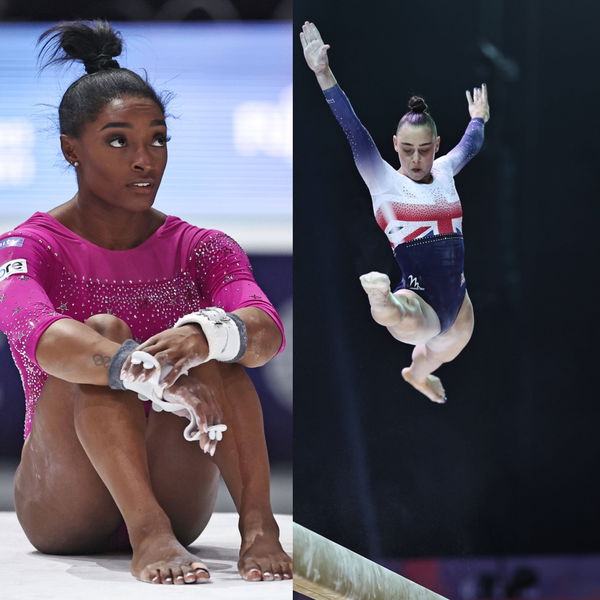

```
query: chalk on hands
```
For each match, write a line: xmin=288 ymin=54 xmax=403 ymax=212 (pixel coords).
xmin=207 ymin=424 xmax=227 ymax=441
xmin=130 ymin=351 xmax=158 ymax=370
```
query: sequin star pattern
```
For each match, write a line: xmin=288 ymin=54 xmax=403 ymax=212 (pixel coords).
xmin=0 ymin=213 xmax=284 ymax=439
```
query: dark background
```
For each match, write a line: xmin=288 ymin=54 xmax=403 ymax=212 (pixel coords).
xmin=294 ymin=0 xmax=600 ymax=562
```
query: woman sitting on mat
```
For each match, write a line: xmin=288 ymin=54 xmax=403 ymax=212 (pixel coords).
xmin=0 ymin=20 xmax=291 ymax=585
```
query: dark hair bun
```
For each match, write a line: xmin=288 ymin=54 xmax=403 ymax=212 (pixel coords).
xmin=407 ymin=96 xmax=428 ymax=114
xmin=38 ymin=20 xmax=123 ymax=75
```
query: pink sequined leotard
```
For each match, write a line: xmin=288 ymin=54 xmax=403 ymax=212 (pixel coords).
xmin=0 ymin=212 xmax=284 ymax=438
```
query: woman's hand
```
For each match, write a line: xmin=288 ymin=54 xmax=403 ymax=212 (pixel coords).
xmin=122 ymin=325 xmax=208 ymax=387
xmin=300 ymin=21 xmax=331 ymax=75
xmin=163 ymin=374 xmax=224 ymax=456
xmin=466 ymin=83 xmax=490 ymax=122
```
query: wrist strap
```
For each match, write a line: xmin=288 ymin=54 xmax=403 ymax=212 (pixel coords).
xmin=174 ymin=307 xmax=247 ymax=363
xmin=108 ymin=339 xmax=139 ymax=390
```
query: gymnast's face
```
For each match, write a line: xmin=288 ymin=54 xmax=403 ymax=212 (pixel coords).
xmin=393 ymin=124 xmax=440 ymax=183
xmin=61 ymin=96 xmax=168 ymax=212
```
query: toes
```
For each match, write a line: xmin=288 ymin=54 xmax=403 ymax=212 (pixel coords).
xmin=144 ymin=568 xmax=160 ymax=584
xmin=172 ymin=566 xmax=185 ymax=585
xmin=159 ymin=567 xmax=174 ymax=585
xmin=181 ymin=565 xmax=197 ymax=584
xmin=243 ymin=567 xmax=262 ymax=582
xmin=191 ymin=561 xmax=210 ymax=582
xmin=262 ymin=570 xmax=275 ymax=581
xmin=280 ymin=560 xmax=293 ymax=580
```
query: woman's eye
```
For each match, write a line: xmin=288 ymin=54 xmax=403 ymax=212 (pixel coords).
xmin=108 ymin=136 xmax=126 ymax=148
xmin=152 ymin=135 xmax=171 ymax=147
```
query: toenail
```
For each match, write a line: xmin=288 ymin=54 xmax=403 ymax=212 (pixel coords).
xmin=165 ymin=577 xmax=172 ymax=582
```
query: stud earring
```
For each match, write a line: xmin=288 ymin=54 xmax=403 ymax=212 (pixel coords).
xmin=73 ymin=161 xmax=79 ymax=167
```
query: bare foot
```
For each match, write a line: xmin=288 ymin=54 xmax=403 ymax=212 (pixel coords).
xmin=131 ymin=531 xmax=210 ymax=584
xmin=402 ymin=367 xmax=447 ymax=404
xmin=359 ymin=271 xmax=391 ymax=300
xmin=359 ymin=272 xmax=403 ymax=326
xmin=238 ymin=526 xmax=292 ymax=582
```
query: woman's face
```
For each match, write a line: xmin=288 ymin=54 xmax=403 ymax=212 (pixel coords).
xmin=393 ymin=124 xmax=440 ymax=183
xmin=61 ymin=96 xmax=168 ymax=211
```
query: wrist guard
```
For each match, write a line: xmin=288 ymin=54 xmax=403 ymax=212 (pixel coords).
xmin=174 ymin=307 xmax=247 ymax=363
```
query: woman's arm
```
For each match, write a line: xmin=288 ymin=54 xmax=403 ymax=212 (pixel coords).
xmin=0 ymin=234 xmax=119 ymax=385
xmin=300 ymin=21 xmax=389 ymax=192
xmin=440 ymin=84 xmax=490 ymax=175
xmin=123 ymin=231 xmax=285 ymax=387
xmin=36 ymin=319 xmax=120 ymax=385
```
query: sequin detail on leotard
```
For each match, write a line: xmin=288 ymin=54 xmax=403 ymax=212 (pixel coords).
xmin=322 ymin=84 xmax=484 ymax=331
xmin=0 ymin=214 xmax=284 ymax=438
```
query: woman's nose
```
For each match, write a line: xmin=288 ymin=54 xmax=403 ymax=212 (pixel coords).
xmin=131 ymin=146 xmax=152 ymax=171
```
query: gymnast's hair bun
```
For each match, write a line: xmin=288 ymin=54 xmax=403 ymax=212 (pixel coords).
xmin=407 ymin=96 xmax=428 ymax=114
xmin=38 ymin=20 xmax=123 ymax=75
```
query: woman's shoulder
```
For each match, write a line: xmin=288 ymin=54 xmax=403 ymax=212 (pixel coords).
xmin=0 ymin=212 xmax=64 ymax=252
xmin=163 ymin=216 xmax=244 ymax=251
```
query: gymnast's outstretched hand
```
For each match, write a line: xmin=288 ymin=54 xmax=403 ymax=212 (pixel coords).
xmin=466 ymin=83 xmax=490 ymax=122
xmin=300 ymin=21 xmax=330 ymax=75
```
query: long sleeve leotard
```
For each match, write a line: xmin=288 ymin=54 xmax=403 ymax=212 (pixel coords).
xmin=322 ymin=84 xmax=485 ymax=333
xmin=0 ymin=213 xmax=285 ymax=437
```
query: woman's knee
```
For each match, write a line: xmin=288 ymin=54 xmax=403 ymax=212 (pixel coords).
xmin=84 ymin=314 xmax=132 ymax=343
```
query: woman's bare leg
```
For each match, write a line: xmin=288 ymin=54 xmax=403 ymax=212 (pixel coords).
xmin=401 ymin=293 xmax=475 ymax=403
xmin=359 ymin=272 xmax=441 ymax=343
xmin=14 ymin=314 xmax=213 ymax=585
xmin=148 ymin=361 xmax=292 ymax=581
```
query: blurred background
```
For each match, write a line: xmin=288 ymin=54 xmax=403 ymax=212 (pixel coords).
xmin=294 ymin=0 xmax=600 ymax=598
xmin=0 ymin=3 xmax=291 ymax=515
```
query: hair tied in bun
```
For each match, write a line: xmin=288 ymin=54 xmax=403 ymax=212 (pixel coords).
xmin=84 ymin=53 xmax=120 ymax=74
xmin=408 ymin=96 xmax=428 ymax=114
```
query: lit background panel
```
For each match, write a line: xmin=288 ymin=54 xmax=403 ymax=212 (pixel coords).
xmin=0 ymin=22 xmax=292 ymax=253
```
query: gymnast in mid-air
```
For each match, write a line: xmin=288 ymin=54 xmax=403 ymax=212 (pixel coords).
xmin=300 ymin=21 xmax=490 ymax=404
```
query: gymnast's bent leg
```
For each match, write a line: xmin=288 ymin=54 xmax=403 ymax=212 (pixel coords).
xmin=146 ymin=360 xmax=292 ymax=582
xmin=13 ymin=314 xmax=211 ymax=585
xmin=401 ymin=293 xmax=475 ymax=403
xmin=360 ymin=271 xmax=441 ymax=344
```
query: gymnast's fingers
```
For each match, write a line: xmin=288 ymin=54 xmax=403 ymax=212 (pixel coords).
xmin=161 ymin=359 xmax=187 ymax=387
xmin=299 ymin=30 xmax=308 ymax=50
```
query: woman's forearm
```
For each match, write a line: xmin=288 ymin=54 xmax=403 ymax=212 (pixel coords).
xmin=233 ymin=307 xmax=282 ymax=368
xmin=36 ymin=319 xmax=120 ymax=385
xmin=315 ymin=66 xmax=337 ymax=91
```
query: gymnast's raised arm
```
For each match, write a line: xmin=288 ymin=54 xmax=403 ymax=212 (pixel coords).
xmin=300 ymin=21 xmax=388 ymax=192
xmin=438 ymin=84 xmax=490 ymax=176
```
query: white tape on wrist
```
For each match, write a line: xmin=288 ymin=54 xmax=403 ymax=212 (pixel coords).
xmin=121 ymin=350 xmax=227 ymax=443
xmin=174 ymin=307 xmax=247 ymax=363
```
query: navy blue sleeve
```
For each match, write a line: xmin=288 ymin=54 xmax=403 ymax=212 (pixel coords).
xmin=323 ymin=84 xmax=389 ymax=192
xmin=438 ymin=118 xmax=485 ymax=175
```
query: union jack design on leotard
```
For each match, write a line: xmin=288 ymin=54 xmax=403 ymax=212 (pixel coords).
xmin=322 ymin=84 xmax=484 ymax=249
xmin=374 ymin=185 xmax=463 ymax=245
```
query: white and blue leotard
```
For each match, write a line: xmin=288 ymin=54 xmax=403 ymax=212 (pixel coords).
xmin=323 ymin=84 xmax=484 ymax=333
